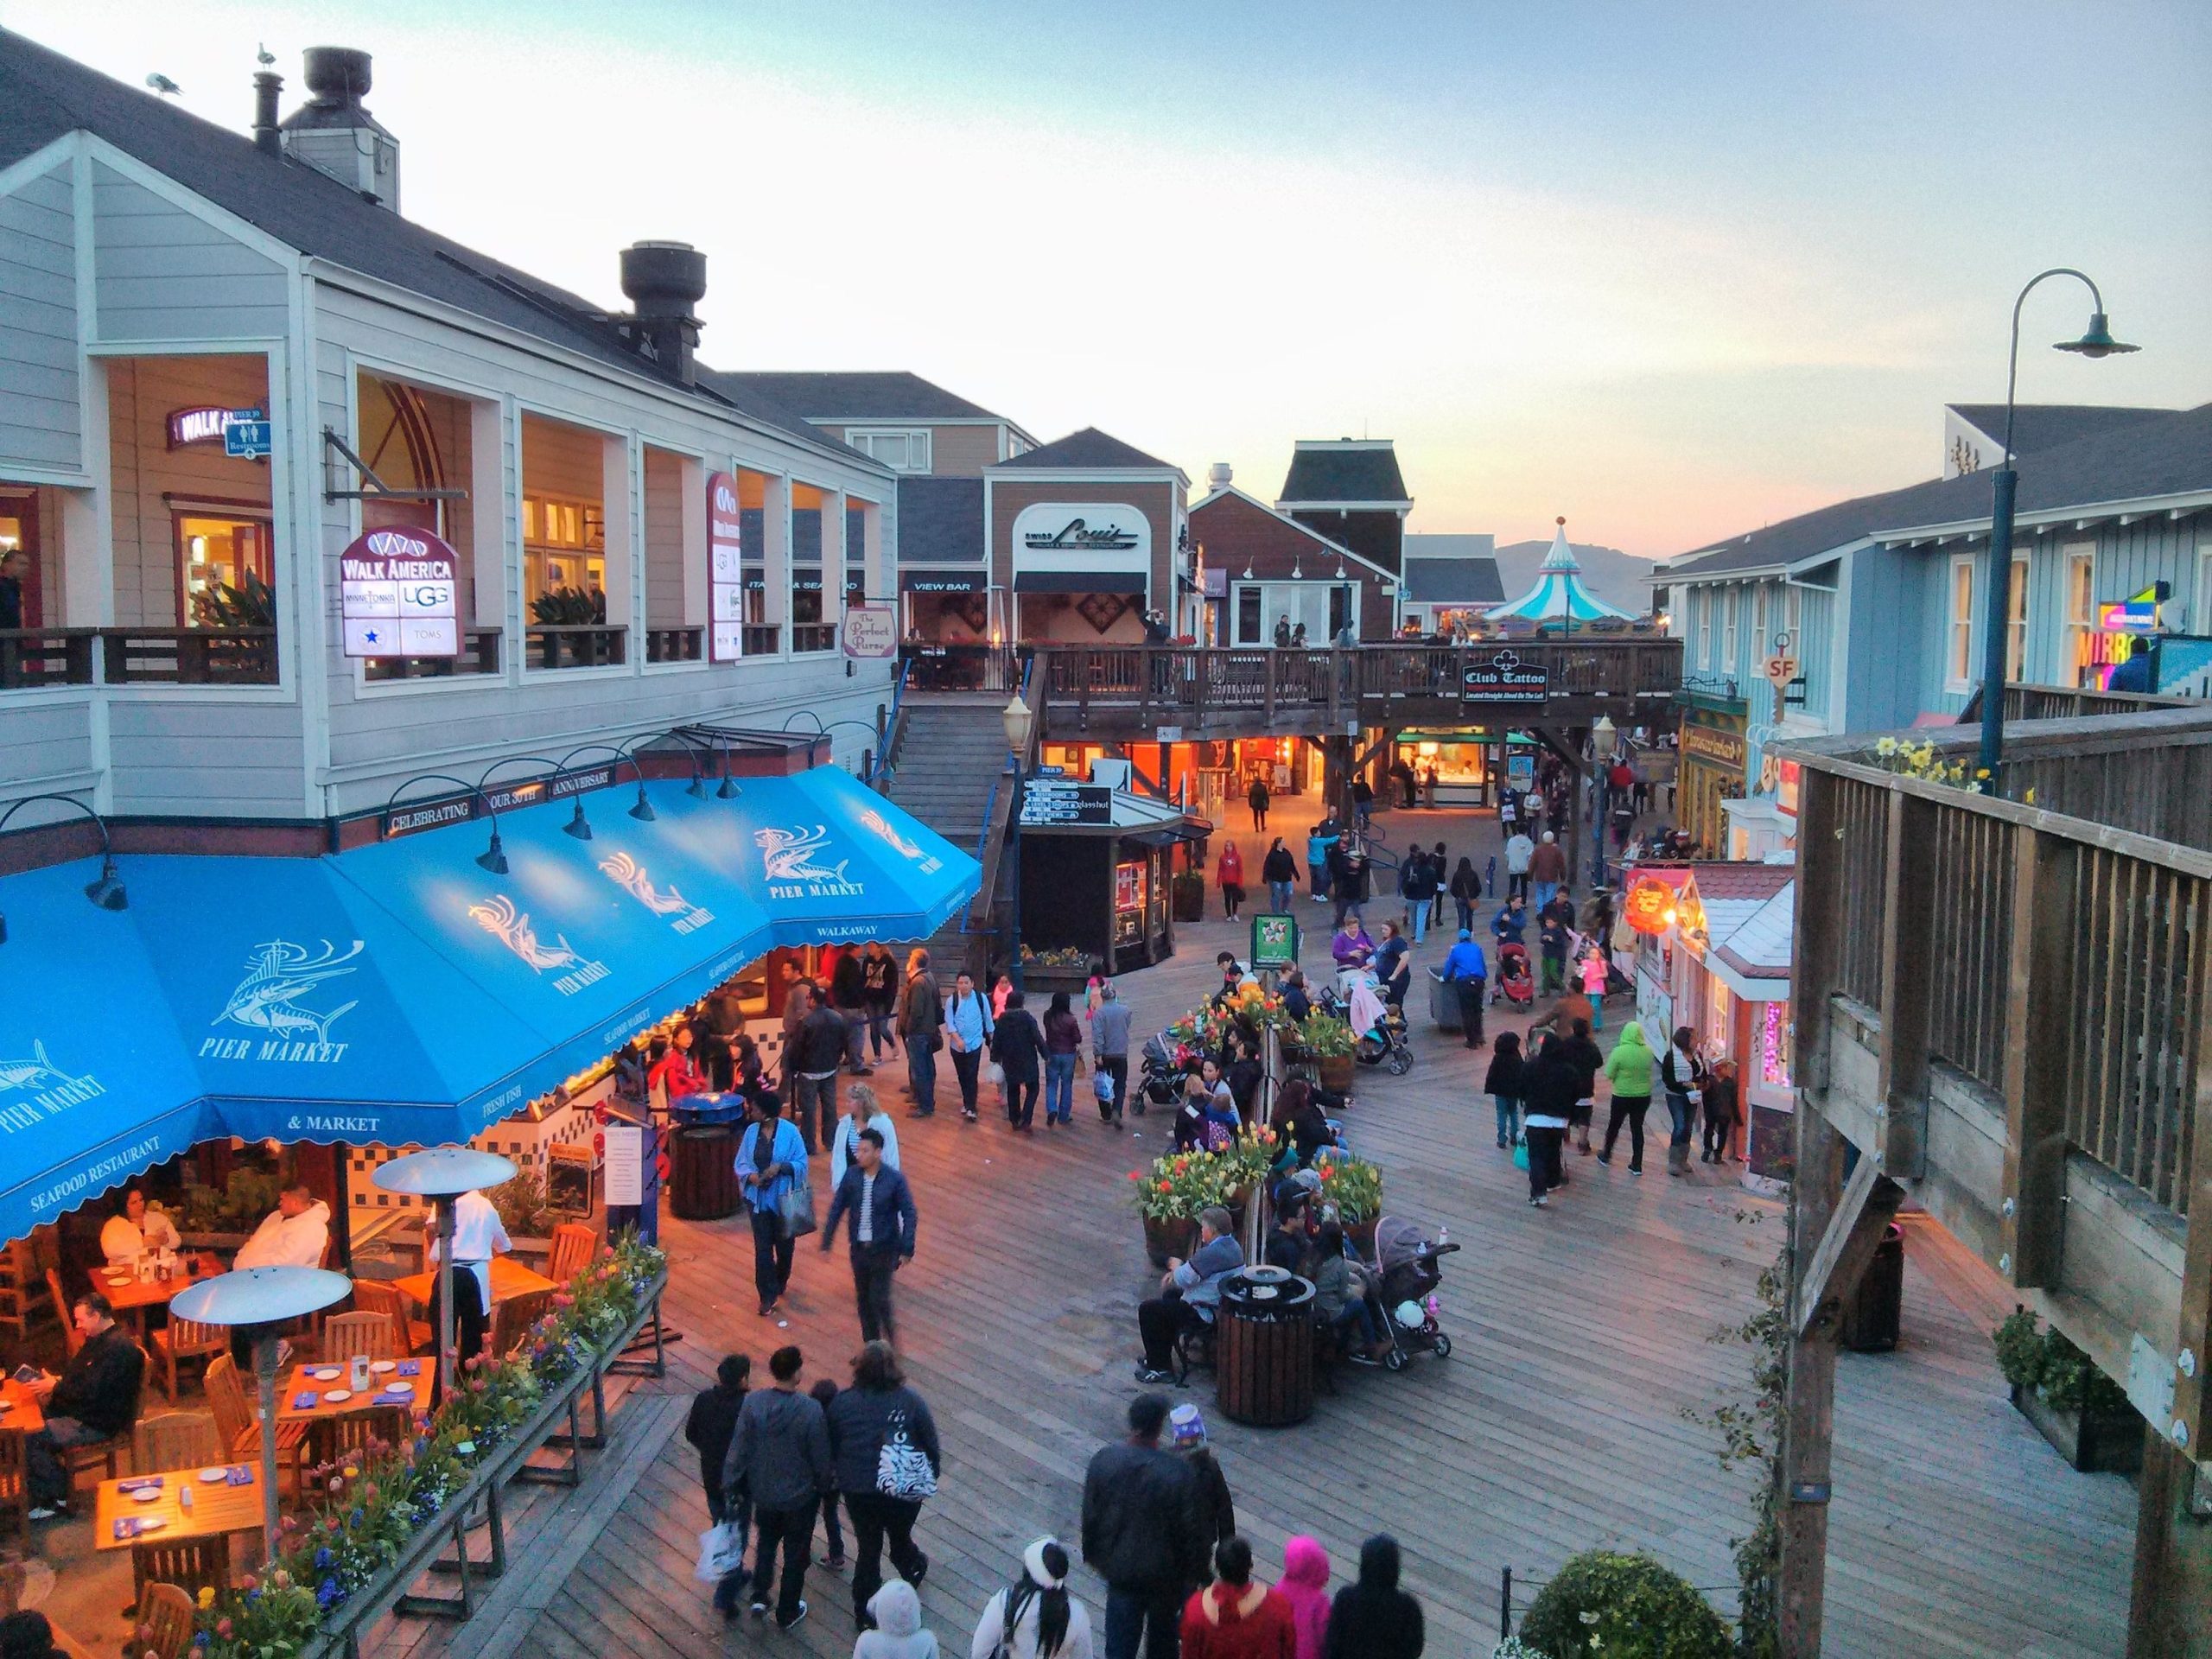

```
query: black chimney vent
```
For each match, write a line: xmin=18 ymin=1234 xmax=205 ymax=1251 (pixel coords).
xmin=252 ymin=70 xmax=283 ymax=156
xmin=302 ymin=46 xmax=372 ymax=107
xmin=618 ymin=241 xmax=707 ymax=386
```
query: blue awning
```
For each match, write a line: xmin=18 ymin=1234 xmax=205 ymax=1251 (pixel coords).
xmin=0 ymin=772 xmax=976 ymax=1243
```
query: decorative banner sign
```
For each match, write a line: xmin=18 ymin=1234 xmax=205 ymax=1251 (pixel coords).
xmin=340 ymin=526 xmax=459 ymax=658
xmin=706 ymin=471 xmax=746 ymax=661
xmin=1681 ymin=722 xmax=1748 ymax=772
xmin=1022 ymin=779 xmax=1114 ymax=826
xmin=167 ymin=405 xmax=264 ymax=449
xmin=1624 ymin=875 xmax=1678 ymax=936
xmin=1459 ymin=649 xmax=1549 ymax=703
xmin=842 ymin=603 xmax=898 ymax=658
xmin=2097 ymin=582 xmax=2170 ymax=635
xmin=1249 ymin=912 xmax=1300 ymax=968
xmin=1010 ymin=502 xmax=1151 ymax=571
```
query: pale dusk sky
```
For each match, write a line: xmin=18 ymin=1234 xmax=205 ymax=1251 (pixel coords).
xmin=10 ymin=0 xmax=2207 ymax=557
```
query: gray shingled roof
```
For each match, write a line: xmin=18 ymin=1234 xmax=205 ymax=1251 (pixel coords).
xmin=1278 ymin=444 xmax=1410 ymax=505
xmin=993 ymin=427 xmax=1175 ymax=471
xmin=0 ymin=29 xmax=854 ymax=461
xmin=709 ymin=372 xmax=1003 ymax=423
xmin=1948 ymin=403 xmax=2180 ymax=458
xmin=1402 ymin=558 xmax=1504 ymax=603
xmin=1664 ymin=403 xmax=2212 ymax=578
xmin=894 ymin=475 xmax=985 ymax=563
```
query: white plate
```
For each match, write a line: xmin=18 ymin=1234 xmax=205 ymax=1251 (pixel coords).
xmin=378 ymin=1383 xmax=413 ymax=1398
xmin=130 ymin=1487 xmax=162 ymax=1503
xmin=307 ymin=1367 xmax=342 ymax=1381
xmin=197 ymin=1467 xmax=228 ymax=1484
xmin=368 ymin=1360 xmax=397 ymax=1374
xmin=322 ymin=1389 xmax=353 ymax=1403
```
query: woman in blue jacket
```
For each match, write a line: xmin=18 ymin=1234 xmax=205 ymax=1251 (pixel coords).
xmin=736 ymin=1093 xmax=810 ymax=1316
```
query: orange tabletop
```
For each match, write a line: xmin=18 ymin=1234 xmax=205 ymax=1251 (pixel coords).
xmin=391 ymin=1255 xmax=558 ymax=1309
xmin=0 ymin=1377 xmax=44 ymax=1434
xmin=48 ymin=1626 xmax=99 ymax=1659
xmin=276 ymin=1363 xmax=425 ymax=1424
xmin=94 ymin=1464 xmax=264 ymax=1549
xmin=93 ymin=1254 xmax=226 ymax=1314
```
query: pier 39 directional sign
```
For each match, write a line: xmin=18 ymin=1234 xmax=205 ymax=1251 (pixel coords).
xmin=340 ymin=527 xmax=461 ymax=658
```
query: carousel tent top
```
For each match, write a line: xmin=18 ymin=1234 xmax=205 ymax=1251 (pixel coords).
xmin=1485 ymin=518 xmax=1637 ymax=627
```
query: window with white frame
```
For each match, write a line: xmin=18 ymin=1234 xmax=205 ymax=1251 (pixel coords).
xmin=1785 ymin=581 xmax=1802 ymax=640
xmin=1694 ymin=589 xmax=1711 ymax=670
xmin=2005 ymin=555 xmax=2029 ymax=683
xmin=1948 ymin=556 xmax=1977 ymax=689
xmin=1722 ymin=588 xmax=1738 ymax=672
xmin=2198 ymin=543 xmax=2212 ymax=635
xmin=2065 ymin=546 xmax=2095 ymax=686
xmin=1751 ymin=583 xmax=1769 ymax=655
xmin=847 ymin=429 xmax=932 ymax=473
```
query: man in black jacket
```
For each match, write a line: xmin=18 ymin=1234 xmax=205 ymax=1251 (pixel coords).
xmin=1082 ymin=1394 xmax=1209 ymax=1659
xmin=830 ymin=949 xmax=872 ymax=1075
xmin=790 ymin=988 xmax=849 ymax=1154
xmin=722 ymin=1345 xmax=832 ymax=1630
xmin=29 ymin=1292 xmax=143 ymax=1516
xmin=818 ymin=1129 xmax=918 ymax=1344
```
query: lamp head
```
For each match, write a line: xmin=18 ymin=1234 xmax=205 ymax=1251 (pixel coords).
xmin=475 ymin=826 xmax=508 ymax=875
xmin=628 ymin=784 xmax=657 ymax=823
xmin=2055 ymin=312 xmax=2139 ymax=359
xmin=1001 ymin=692 xmax=1035 ymax=755
xmin=716 ymin=772 xmax=740 ymax=800
xmin=85 ymin=855 xmax=128 ymax=912
xmin=685 ymin=772 xmax=709 ymax=800
xmin=563 ymin=799 xmax=593 ymax=841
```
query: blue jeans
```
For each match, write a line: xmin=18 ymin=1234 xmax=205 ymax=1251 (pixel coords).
xmin=905 ymin=1037 xmax=938 ymax=1113
xmin=1044 ymin=1052 xmax=1077 ymax=1123
xmin=1492 ymin=1094 xmax=1520 ymax=1146
xmin=1408 ymin=902 xmax=1428 ymax=944
xmin=1104 ymin=1584 xmax=1184 ymax=1659
xmin=1455 ymin=899 xmax=1475 ymax=932
xmin=1268 ymin=879 xmax=1294 ymax=913
xmin=1534 ymin=879 xmax=1559 ymax=915
xmin=866 ymin=1010 xmax=896 ymax=1060
xmin=1334 ymin=1299 xmax=1384 ymax=1349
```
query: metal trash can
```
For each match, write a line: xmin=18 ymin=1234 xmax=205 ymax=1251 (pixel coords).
xmin=1840 ymin=1222 xmax=1904 ymax=1351
xmin=1214 ymin=1266 xmax=1316 ymax=1427
xmin=668 ymin=1096 xmax=747 ymax=1221
xmin=1427 ymin=969 xmax=1465 ymax=1033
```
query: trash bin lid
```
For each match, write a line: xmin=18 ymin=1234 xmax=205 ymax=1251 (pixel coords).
xmin=1219 ymin=1265 xmax=1314 ymax=1314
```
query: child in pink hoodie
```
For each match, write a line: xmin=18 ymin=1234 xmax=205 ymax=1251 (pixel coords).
xmin=1278 ymin=1536 xmax=1331 ymax=1659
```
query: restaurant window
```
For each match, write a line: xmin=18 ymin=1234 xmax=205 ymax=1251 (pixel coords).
xmin=522 ymin=494 xmax=607 ymax=613
xmin=2066 ymin=548 xmax=2096 ymax=684
xmin=1784 ymin=581 xmax=1802 ymax=640
xmin=0 ymin=492 xmax=40 ymax=629
xmin=1693 ymin=590 xmax=1711 ymax=671
xmin=1946 ymin=556 xmax=1976 ymax=689
xmin=848 ymin=429 xmax=931 ymax=473
xmin=1236 ymin=586 xmax=1262 ymax=644
xmin=174 ymin=511 xmax=274 ymax=628
xmin=1751 ymin=583 xmax=1768 ymax=654
xmin=2005 ymin=555 xmax=2029 ymax=683
xmin=1721 ymin=588 xmax=1738 ymax=671
xmin=2198 ymin=545 xmax=2212 ymax=635
xmin=1328 ymin=584 xmax=1352 ymax=640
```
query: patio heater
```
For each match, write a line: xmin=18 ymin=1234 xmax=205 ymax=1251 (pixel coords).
xmin=171 ymin=1265 xmax=353 ymax=1561
xmin=372 ymin=1147 xmax=519 ymax=1402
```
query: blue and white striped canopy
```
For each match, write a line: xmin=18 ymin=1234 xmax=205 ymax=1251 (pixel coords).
xmin=1485 ymin=520 xmax=1636 ymax=626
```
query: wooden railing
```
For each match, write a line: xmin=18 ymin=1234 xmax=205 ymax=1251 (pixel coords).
xmin=524 ymin=624 xmax=626 ymax=671
xmin=899 ymin=642 xmax=1019 ymax=694
xmin=1031 ymin=638 xmax=1682 ymax=734
xmin=0 ymin=628 xmax=97 ymax=688
xmin=1961 ymin=679 xmax=2196 ymax=723
xmin=363 ymin=630 xmax=503 ymax=683
xmin=102 ymin=627 xmax=278 ymax=685
xmin=741 ymin=624 xmax=781 ymax=657
xmin=645 ymin=626 xmax=703 ymax=664
xmin=790 ymin=623 xmax=838 ymax=654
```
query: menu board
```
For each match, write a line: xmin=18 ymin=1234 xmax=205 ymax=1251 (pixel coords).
xmin=707 ymin=470 xmax=746 ymax=661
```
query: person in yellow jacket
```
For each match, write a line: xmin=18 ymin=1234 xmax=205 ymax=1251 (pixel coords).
xmin=1596 ymin=1021 xmax=1656 ymax=1175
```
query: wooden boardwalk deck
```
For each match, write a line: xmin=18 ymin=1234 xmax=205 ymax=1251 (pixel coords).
xmin=327 ymin=805 xmax=2133 ymax=1659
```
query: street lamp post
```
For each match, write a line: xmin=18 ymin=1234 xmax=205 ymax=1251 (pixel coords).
xmin=1589 ymin=714 xmax=1616 ymax=887
xmin=1976 ymin=270 xmax=2139 ymax=781
xmin=1001 ymin=690 xmax=1037 ymax=992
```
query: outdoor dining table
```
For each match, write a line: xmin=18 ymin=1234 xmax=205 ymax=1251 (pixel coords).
xmin=0 ymin=1377 xmax=46 ymax=1433
xmin=276 ymin=1361 xmax=426 ymax=1424
xmin=92 ymin=1254 xmax=227 ymax=1335
xmin=391 ymin=1255 xmax=558 ymax=1310
xmin=93 ymin=1465 xmax=265 ymax=1551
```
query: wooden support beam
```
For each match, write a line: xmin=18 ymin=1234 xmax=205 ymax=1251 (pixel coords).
xmin=2168 ymin=876 xmax=2212 ymax=1465
xmin=2126 ymin=1430 xmax=2212 ymax=1658
xmin=1999 ymin=827 xmax=2078 ymax=1289
xmin=1874 ymin=791 xmax=1936 ymax=1176
xmin=1778 ymin=1088 xmax=1846 ymax=1659
xmin=1795 ymin=1154 xmax=1905 ymax=1340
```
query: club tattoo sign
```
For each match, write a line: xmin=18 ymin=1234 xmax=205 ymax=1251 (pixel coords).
xmin=340 ymin=527 xmax=460 ymax=658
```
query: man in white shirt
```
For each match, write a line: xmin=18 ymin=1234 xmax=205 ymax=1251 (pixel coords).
xmin=234 ymin=1186 xmax=330 ymax=1269
xmin=99 ymin=1187 xmax=182 ymax=1265
xmin=1504 ymin=830 xmax=1535 ymax=902
xmin=425 ymin=1188 xmax=512 ymax=1366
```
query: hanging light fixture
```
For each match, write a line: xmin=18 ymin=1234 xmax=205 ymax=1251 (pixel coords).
xmin=0 ymin=794 xmax=130 ymax=944
xmin=476 ymin=823 xmax=509 ymax=874
xmin=627 ymin=779 xmax=657 ymax=823
xmin=562 ymin=798 xmax=593 ymax=840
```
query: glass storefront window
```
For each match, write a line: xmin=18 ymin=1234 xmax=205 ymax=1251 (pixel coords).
xmin=174 ymin=512 xmax=273 ymax=627
xmin=1760 ymin=1001 xmax=1794 ymax=1090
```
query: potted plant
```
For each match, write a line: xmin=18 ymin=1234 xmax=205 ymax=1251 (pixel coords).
xmin=1313 ymin=1152 xmax=1382 ymax=1252
xmin=1516 ymin=1549 xmax=1733 ymax=1659
xmin=1018 ymin=945 xmax=1097 ymax=998
xmin=1298 ymin=1012 xmax=1357 ymax=1093
xmin=1993 ymin=1306 xmax=2143 ymax=1473
xmin=1128 ymin=1152 xmax=1226 ymax=1268
xmin=1171 ymin=868 xmax=1206 ymax=922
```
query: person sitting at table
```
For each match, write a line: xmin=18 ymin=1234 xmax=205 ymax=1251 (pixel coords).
xmin=235 ymin=1185 xmax=330 ymax=1269
xmin=26 ymin=1291 xmax=144 ymax=1519
xmin=99 ymin=1186 xmax=181 ymax=1265
xmin=0 ymin=1611 xmax=60 ymax=1659
xmin=425 ymin=1187 xmax=512 ymax=1369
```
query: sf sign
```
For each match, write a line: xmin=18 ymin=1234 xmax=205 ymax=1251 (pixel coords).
xmin=340 ymin=526 xmax=461 ymax=658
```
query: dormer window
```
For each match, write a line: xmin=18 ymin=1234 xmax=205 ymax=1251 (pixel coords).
xmin=848 ymin=429 xmax=932 ymax=473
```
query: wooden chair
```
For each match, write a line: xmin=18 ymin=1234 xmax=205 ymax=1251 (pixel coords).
xmin=132 ymin=1413 xmax=223 ymax=1476
xmin=320 ymin=1312 xmax=397 ymax=1364
xmin=0 ymin=1430 xmax=25 ymax=1555
xmin=203 ymin=1355 xmax=305 ymax=1496
xmin=131 ymin=1540 xmax=229 ymax=1619
xmin=149 ymin=1315 xmax=226 ymax=1402
xmin=137 ymin=1583 xmax=196 ymax=1659
xmin=0 ymin=1241 xmax=55 ymax=1343
xmin=490 ymin=1289 xmax=552 ymax=1358
xmin=546 ymin=1222 xmax=597 ymax=1286
xmin=352 ymin=1281 xmax=431 ymax=1356
xmin=44 ymin=1271 xmax=79 ymax=1357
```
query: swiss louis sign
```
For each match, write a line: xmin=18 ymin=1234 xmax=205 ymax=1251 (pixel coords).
xmin=1460 ymin=649 xmax=1549 ymax=704
xmin=340 ymin=527 xmax=460 ymax=658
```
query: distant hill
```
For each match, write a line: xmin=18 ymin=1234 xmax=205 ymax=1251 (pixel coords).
xmin=1491 ymin=539 xmax=1658 ymax=618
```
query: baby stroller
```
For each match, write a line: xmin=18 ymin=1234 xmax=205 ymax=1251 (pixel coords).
xmin=1139 ymin=1031 xmax=1185 ymax=1110
xmin=1347 ymin=977 xmax=1414 ymax=1076
xmin=1495 ymin=943 xmax=1535 ymax=1007
xmin=1370 ymin=1215 xmax=1460 ymax=1370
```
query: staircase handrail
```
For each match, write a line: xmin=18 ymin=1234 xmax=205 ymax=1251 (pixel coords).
xmin=864 ymin=658 xmax=912 ymax=791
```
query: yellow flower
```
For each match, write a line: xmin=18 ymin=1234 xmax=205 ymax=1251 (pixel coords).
xmin=2024 ymin=786 xmax=2036 ymax=804
xmin=1874 ymin=736 xmax=1897 ymax=757
xmin=197 ymin=1588 xmax=215 ymax=1611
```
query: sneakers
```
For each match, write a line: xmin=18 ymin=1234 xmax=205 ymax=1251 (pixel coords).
xmin=1529 ymin=1196 xmax=1548 ymax=1208
xmin=1595 ymin=1154 xmax=1611 ymax=1167
xmin=27 ymin=1505 xmax=61 ymax=1522
xmin=1135 ymin=1365 xmax=1175 ymax=1385
xmin=1347 ymin=1351 xmax=1382 ymax=1367
xmin=962 ymin=1109 xmax=978 ymax=1122
xmin=817 ymin=1553 xmax=845 ymax=1569
xmin=759 ymin=1299 xmax=778 ymax=1317
xmin=1630 ymin=1166 xmax=1643 ymax=1177
xmin=749 ymin=1601 xmax=769 ymax=1619
xmin=778 ymin=1601 xmax=810 ymax=1633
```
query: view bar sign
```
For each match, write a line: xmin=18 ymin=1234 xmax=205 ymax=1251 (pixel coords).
xmin=340 ymin=526 xmax=461 ymax=658
xmin=707 ymin=470 xmax=746 ymax=661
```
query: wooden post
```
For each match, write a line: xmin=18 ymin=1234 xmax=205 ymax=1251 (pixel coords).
xmin=1874 ymin=791 xmax=1936 ymax=1177
xmin=1999 ymin=828 xmax=2077 ymax=1289
xmin=2126 ymin=1430 xmax=2212 ymax=1658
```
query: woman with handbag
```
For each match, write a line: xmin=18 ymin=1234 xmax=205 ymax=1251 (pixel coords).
xmin=736 ymin=1092 xmax=810 ymax=1317
xmin=1660 ymin=1026 xmax=1709 ymax=1178
xmin=826 ymin=1340 xmax=940 ymax=1631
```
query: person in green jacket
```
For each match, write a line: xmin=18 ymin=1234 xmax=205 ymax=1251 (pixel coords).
xmin=1597 ymin=1021 xmax=1656 ymax=1174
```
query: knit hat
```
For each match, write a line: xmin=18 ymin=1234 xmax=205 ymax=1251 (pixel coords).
xmin=1022 ymin=1537 xmax=1067 ymax=1589
xmin=1168 ymin=1402 xmax=1208 ymax=1448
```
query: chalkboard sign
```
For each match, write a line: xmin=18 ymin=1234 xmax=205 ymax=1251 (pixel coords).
xmin=1022 ymin=779 xmax=1113 ymax=826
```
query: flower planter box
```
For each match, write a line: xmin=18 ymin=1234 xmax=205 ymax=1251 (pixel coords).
xmin=1021 ymin=965 xmax=1095 ymax=1001
xmin=1142 ymin=1215 xmax=1199 ymax=1271
xmin=1318 ymin=1054 xmax=1355 ymax=1094
xmin=1344 ymin=1217 xmax=1379 ymax=1258
xmin=2011 ymin=1384 xmax=2144 ymax=1475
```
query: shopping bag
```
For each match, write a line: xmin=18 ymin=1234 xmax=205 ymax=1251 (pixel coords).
xmin=695 ymin=1522 xmax=744 ymax=1583
xmin=1511 ymin=1135 xmax=1529 ymax=1171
